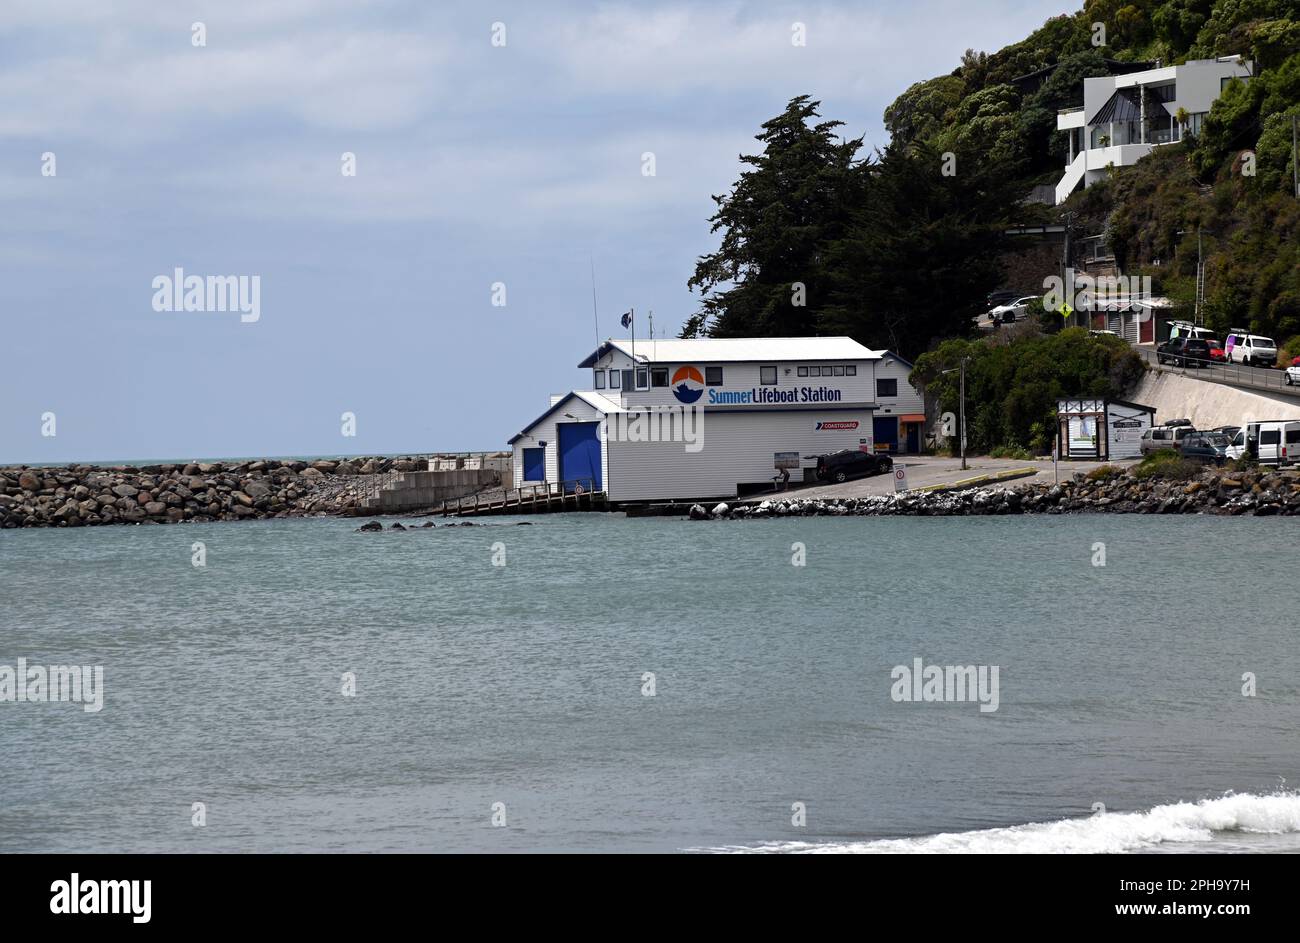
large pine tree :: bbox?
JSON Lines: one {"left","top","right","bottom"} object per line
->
{"left": 682, "top": 96, "right": 865, "bottom": 338}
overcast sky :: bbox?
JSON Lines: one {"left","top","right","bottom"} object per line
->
{"left": 1, "top": 0, "right": 1069, "bottom": 462}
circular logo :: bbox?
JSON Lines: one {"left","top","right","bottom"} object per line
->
{"left": 671, "top": 365, "right": 704, "bottom": 404}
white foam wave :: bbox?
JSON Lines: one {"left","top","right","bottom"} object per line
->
{"left": 701, "top": 791, "right": 1300, "bottom": 854}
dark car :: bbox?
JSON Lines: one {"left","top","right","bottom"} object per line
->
{"left": 1156, "top": 337, "right": 1211, "bottom": 367}
{"left": 815, "top": 449, "right": 893, "bottom": 483}
{"left": 1179, "top": 434, "right": 1227, "bottom": 465}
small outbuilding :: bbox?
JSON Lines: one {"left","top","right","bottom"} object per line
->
{"left": 1056, "top": 397, "right": 1155, "bottom": 460}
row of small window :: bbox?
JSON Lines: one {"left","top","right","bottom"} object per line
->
{"left": 796, "top": 365, "right": 856, "bottom": 378}
{"left": 594, "top": 364, "right": 861, "bottom": 390}
{"left": 594, "top": 366, "right": 725, "bottom": 390}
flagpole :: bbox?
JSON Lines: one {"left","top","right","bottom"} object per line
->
{"left": 630, "top": 307, "right": 635, "bottom": 369}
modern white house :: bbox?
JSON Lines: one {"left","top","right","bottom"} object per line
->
{"left": 508, "top": 337, "right": 925, "bottom": 503}
{"left": 1055, "top": 55, "right": 1253, "bottom": 203}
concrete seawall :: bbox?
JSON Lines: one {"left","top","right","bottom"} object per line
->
{"left": 368, "top": 469, "right": 500, "bottom": 512}
{"left": 1130, "top": 369, "right": 1300, "bottom": 428}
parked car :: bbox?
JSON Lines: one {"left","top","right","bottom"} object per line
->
{"left": 815, "top": 449, "right": 893, "bottom": 483}
{"left": 1285, "top": 364, "right": 1300, "bottom": 386}
{"left": 1224, "top": 332, "right": 1277, "bottom": 367}
{"left": 988, "top": 295, "right": 1038, "bottom": 324}
{"left": 1225, "top": 421, "right": 1300, "bottom": 467}
{"left": 987, "top": 290, "right": 1020, "bottom": 309}
{"left": 1139, "top": 423, "right": 1199, "bottom": 455}
{"left": 1206, "top": 339, "right": 1226, "bottom": 362}
{"left": 1156, "top": 337, "right": 1212, "bottom": 367}
{"left": 1179, "top": 433, "right": 1228, "bottom": 465}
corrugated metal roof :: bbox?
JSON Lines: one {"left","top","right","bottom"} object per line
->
{"left": 578, "top": 336, "right": 881, "bottom": 367}
{"left": 573, "top": 390, "right": 626, "bottom": 413}
{"left": 507, "top": 390, "right": 625, "bottom": 444}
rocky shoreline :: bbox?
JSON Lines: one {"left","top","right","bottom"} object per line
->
{"left": 0, "top": 456, "right": 431, "bottom": 529}
{"left": 690, "top": 465, "right": 1300, "bottom": 519}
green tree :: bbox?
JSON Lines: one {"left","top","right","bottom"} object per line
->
{"left": 817, "top": 142, "right": 1024, "bottom": 358}
{"left": 682, "top": 96, "right": 865, "bottom": 338}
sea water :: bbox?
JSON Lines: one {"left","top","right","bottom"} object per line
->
{"left": 2, "top": 513, "right": 1298, "bottom": 853}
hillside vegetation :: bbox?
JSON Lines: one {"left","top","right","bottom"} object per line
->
{"left": 685, "top": 0, "right": 1299, "bottom": 350}
{"left": 680, "top": 1, "right": 1296, "bottom": 451}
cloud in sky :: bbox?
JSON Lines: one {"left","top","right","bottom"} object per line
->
{"left": 0, "top": 0, "right": 1071, "bottom": 461}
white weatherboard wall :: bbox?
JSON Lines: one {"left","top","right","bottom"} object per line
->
{"left": 510, "top": 396, "right": 610, "bottom": 489}
{"left": 872, "top": 355, "right": 924, "bottom": 416}
{"left": 1106, "top": 402, "right": 1153, "bottom": 459}
{"left": 589, "top": 354, "right": 877, "bottom": 410}
{"left": 606, "top": 409, "right": 873, "bottom": 501}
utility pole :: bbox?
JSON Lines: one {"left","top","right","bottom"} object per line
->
{"left": 1293, "top": 114, "right": 1298, "bottom": 199}
{"left": 1194, "top": 228, "right": 1204, "bottom": 326}
{"left": 959, "top": 358, "right": 968, "bottom": 471}
{"left": 1060, "top": 211, "right": 1077, "bottom": 329}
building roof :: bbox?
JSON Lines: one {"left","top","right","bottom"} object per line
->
{"left": 577, "top": 336, "right": 880, "bottom": 368}
{"left": 506, "top": 390, "right": 624, "bottom": 445}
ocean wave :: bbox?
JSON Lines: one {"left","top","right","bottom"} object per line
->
{"left": 699, "top": 791, "right": 1300, "bottom": 854}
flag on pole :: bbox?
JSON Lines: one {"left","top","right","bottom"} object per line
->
{"left": 620, "top": 310, "right": 633, "bottom": 328}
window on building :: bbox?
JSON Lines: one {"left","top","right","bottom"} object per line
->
{"left": 846, "top": 365, "right": 857, "bottom": 376}
{"left": 650, "top": 367, "right": 669, "bottom": 388}
{"left": 877, "top": 378, "right": 898, "bottom": 397}
{"left": 622, "top": 369, "right": 633, "bottom": 390}
{"left": 760, "top": 366, "right": 777, "bottom": 385}
{"left": 833, "top": 365, "right": 845, "bottom": 376}
{"left": 594, "top": 369, "right": 605, "bottom": 389}
{"left": 797, "top": 366, "right": 808, "bottom": 377}
{"left": 635, "top": 368, "right": 649, "bottom": 390}
{"left": 608, "top": 369, "right": 621, "bottom": 389}
{"left": 705, "top": 366, "right": 724, "bottom": 386}
{"left": 809, "top": 366, "right": 822, "bottom": 377}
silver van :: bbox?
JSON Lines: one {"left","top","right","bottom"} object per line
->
{"left": 1139, "top": 424, "right": 1198, "bottom": 456}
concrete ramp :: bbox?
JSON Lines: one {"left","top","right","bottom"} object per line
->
{"left": 1130, "top": 368, "right": 1300, "bottom": 428}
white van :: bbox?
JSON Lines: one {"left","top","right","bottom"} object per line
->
{"left": 1224, "top": 331, "right": 1277, "bottom": 367}
{"left": 1225, "top": 421, "right": 1300, "bottom": 466}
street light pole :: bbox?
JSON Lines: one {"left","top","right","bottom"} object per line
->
{"left": 959, "top": 358, "right": 967, "bottom": 471}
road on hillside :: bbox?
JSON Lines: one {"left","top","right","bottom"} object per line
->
{"left": 1133, "top": 345, "right": 1300, "bottom": 400}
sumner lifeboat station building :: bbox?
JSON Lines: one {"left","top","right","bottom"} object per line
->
{"left": 507, "top": 336, "right": 924, "bottom": 503}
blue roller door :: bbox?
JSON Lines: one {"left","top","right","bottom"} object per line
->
{"left": 558, "top": 422, "right": 602, "bottom": 492}
{"left": 873, "top": 417, "right": 898, "bottom": 452}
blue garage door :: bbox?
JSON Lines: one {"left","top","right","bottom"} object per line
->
{"left": 873, "top": 417, "right": 899, "bottom": 452}
{"left": 558, "top": 422, "right": 602, "bottom": 492}
{"left": 522, "top": 447, "right": 545, "bottom": 482}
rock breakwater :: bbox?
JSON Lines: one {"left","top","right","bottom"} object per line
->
{"left": 688, "top": 466, "right": 1300, "bottom": 520}
{"left": 1, "top": 456, "right": 430, "bottom": 528}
